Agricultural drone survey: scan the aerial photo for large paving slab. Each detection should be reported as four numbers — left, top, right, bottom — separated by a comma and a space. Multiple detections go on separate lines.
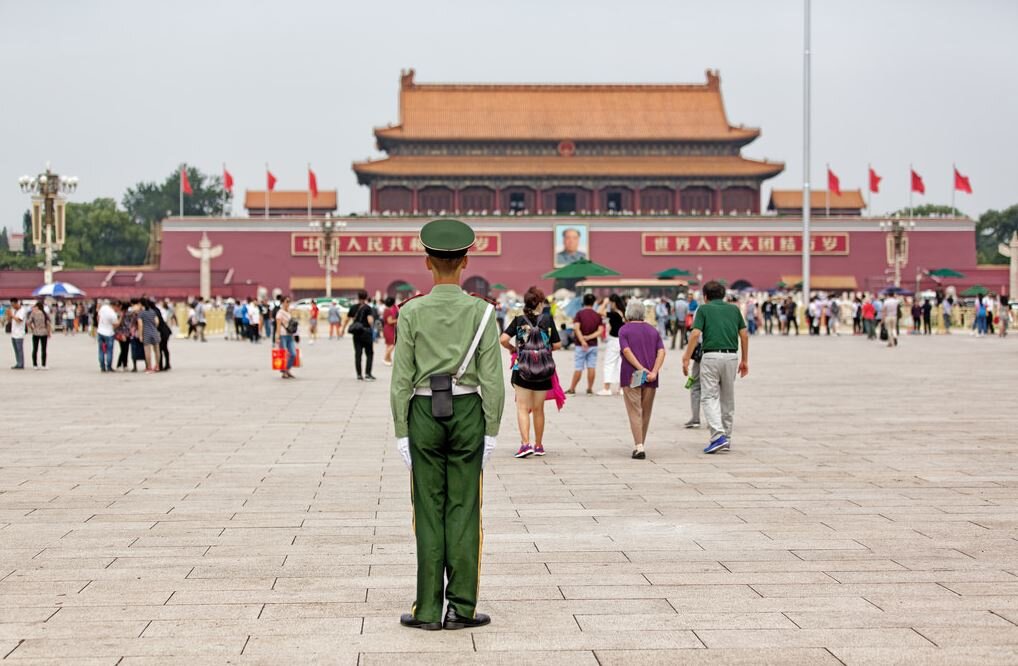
1, 329, 1017, 663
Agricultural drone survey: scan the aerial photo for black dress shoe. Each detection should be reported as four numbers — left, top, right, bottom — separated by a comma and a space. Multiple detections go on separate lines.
443, 609, 491, 630
400, 613, 442, 631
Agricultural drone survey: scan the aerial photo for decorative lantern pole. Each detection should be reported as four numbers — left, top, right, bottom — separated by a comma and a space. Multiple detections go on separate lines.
18, 166, 78, 285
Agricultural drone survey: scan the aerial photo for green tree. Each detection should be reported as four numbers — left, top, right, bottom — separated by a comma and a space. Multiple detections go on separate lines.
889, 204, 964, 217
975, 205, 1018, 265
0, 228, 8, 252
59, 198, 150, 267
21, 210, 35, 255
123, 165, 228, 229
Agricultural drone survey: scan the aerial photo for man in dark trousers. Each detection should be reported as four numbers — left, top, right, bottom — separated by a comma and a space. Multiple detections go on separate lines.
390, 218, 504, 631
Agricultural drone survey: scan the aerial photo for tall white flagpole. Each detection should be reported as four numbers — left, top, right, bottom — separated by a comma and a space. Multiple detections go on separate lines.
222, 163, 227, 218
265, 163, 270, 218
801, 0, 812, 305
179, 165, 184, 217
307, 163, 312, 219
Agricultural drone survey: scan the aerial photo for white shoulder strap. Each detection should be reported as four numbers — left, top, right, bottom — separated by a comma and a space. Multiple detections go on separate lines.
454, 303, 494, 382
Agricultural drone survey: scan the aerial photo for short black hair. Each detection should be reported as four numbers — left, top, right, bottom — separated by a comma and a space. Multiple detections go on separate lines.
357, 290, 369, 301
583, 293, 596, 306
703, 281, 726, 301
10, 298, 19, 305
384, 296, 395, 307
429, 255, 466, 276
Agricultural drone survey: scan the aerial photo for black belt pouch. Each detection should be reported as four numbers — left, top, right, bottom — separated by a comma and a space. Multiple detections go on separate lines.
430, 374, 454, 420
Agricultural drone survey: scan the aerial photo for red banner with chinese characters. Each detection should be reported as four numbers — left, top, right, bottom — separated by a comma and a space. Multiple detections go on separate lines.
642, 232, 849, 256
291, 232, 502, 257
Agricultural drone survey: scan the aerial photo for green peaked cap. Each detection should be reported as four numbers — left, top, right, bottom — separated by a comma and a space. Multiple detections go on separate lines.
420, 218, 475, 259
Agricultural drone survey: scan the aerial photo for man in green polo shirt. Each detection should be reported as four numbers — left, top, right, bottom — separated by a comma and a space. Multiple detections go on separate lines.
390, 218, 504, 631
681, 281, 748, 454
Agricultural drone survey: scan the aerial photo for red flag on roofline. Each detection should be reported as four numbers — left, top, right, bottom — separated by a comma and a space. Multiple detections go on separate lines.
910, 169, 925, 195
180, 166, 193, 196
868, 167, 881, 194
827, 167, 841, 197
308, 167, 318, 199
267, 169, 277, 192
954, 167, 972, 194
223, 166, 234, 194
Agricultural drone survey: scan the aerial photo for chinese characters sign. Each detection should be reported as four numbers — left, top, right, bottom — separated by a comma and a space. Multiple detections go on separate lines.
642, 233, 849, 256
291, 232, 502, 257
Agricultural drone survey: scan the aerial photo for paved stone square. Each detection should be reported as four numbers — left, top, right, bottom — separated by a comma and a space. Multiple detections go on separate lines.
1, 330, 1017, 664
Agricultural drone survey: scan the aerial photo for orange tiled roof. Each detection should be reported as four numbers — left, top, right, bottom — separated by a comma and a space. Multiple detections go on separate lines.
769, 190, 866, 210
353, 155, 783, 180
375, 69, 759, 143
244, 190, 338, 210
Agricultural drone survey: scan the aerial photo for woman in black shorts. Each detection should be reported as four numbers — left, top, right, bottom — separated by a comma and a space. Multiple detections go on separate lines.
500, 286, 562, 459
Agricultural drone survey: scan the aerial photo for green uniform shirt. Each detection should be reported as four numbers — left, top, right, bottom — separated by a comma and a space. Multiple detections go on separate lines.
390, 284, 505, 439
692, 300, 746, 352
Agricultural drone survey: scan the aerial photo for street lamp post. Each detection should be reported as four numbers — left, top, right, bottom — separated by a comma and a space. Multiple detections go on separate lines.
309, 215, 346, 297
879, 217, 915, 289
18, 167, 78, 285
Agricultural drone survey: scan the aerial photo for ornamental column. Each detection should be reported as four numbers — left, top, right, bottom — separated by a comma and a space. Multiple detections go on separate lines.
370, 184, 378, 213
494, 186, 502, 214
536, 187, 543, 214
633, 186, 642, 214
673, 186, 682, 214
713, 187, 722, 214
411, 187, 420, 214
453, 186, 461, 214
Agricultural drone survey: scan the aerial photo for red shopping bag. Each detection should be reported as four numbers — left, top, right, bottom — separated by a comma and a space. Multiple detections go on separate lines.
292, 348, 301, 368
271, 348, 286, 371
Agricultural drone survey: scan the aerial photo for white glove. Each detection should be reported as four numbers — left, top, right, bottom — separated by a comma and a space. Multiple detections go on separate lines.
396, 437, 412, 470
483, 436, 497, 468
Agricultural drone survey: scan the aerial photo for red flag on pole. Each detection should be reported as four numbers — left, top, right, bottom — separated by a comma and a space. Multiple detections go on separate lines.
868, 167, 881, 193
181, 167, 193, 196
826, 167, 841, 196
267, 169, 277, 192
223, 166, 234, 194
910, 169, 925, 195
308, 167, 318, 199
953, 167, 972, 194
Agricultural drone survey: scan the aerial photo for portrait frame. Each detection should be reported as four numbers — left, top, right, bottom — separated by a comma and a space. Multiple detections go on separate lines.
553, 223, 590, 267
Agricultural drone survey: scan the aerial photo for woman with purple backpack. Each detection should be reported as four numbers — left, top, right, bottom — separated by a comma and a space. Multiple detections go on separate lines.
500, 286, 562, 458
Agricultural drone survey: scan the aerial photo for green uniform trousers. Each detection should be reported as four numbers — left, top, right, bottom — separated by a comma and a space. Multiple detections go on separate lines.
408, 393, 485, 623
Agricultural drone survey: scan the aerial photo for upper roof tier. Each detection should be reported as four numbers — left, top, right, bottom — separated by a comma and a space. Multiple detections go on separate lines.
375, 69, 760, 143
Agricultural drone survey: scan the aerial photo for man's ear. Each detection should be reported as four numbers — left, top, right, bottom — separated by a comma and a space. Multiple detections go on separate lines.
425, 256, 433, 272
459, 256, 469, 271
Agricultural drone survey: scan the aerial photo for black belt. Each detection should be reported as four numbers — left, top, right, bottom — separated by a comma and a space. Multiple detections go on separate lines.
704, 349, 738, 354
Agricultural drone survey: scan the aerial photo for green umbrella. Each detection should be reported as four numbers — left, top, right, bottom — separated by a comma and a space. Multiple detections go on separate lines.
396, 282, 415, 291
687, 280, 700, 287
961, 284, 988, 296
929, 268, 965, 278
542, 259, 621, 280
775, 280, 788, 289
491, 283, 508, 290
656, 267, 692, 279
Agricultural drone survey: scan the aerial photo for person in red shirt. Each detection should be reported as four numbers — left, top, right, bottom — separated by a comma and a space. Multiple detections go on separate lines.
567, 294, 604, 395
309, 301, 320, 344
862, 298, 876, 340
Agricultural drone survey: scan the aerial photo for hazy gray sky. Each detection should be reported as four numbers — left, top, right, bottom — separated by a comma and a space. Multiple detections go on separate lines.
2, 0, 1016, 232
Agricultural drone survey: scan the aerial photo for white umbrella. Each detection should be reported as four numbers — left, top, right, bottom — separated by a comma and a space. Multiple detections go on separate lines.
32, 282, 85, 298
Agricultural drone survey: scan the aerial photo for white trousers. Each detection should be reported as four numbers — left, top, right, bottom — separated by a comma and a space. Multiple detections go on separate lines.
700, 352, 738, 442
602, 336, 622, 385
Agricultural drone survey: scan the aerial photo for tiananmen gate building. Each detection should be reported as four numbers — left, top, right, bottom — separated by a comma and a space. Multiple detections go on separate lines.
0, 69, 1007, 300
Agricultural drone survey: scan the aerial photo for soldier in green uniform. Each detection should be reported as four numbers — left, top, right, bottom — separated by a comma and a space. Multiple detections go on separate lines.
390, 219, 505, 631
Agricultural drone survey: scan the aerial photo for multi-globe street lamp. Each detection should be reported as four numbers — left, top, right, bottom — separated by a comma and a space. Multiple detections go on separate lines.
879, 217, 915, 289
18, 167, 78, 285
309, 214, 346, 298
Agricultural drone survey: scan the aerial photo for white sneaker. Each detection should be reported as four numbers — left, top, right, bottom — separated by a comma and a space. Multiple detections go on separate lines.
596, 390, 612, 396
